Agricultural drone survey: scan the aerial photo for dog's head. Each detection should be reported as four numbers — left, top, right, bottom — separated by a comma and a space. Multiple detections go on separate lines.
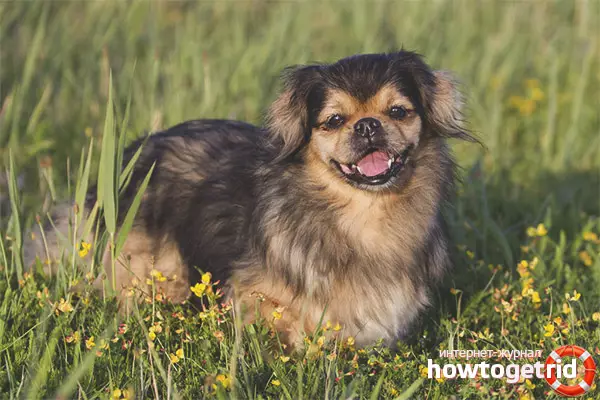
266, 51, 474, 191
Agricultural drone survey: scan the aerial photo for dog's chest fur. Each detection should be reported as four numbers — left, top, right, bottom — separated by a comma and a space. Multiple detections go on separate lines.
234, 163, 443, 346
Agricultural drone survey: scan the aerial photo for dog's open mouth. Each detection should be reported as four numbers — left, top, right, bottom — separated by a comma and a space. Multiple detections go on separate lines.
332, 146, 414, 185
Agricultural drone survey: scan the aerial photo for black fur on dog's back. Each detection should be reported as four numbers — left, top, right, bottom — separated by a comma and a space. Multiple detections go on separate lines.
88, 120, 268, 285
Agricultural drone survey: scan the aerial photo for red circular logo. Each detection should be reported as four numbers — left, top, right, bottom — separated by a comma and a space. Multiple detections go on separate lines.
545, 345, 596, 397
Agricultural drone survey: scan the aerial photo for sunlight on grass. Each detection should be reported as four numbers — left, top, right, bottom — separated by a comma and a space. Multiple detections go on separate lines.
0, 1, 598, 399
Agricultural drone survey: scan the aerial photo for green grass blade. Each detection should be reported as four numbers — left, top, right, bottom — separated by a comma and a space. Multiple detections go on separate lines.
115, 162, 155, 255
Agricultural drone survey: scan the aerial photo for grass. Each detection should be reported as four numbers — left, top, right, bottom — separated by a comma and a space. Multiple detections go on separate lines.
0, 1, 599, 399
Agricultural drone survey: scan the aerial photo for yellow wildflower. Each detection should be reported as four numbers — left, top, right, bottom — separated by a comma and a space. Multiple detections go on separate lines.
592, 312, 600, 321
525, 378, 536, 389
85, 336, 96, 350
466, 250, 474, 259
112, 389, 122, 399
280, 355, 290, 363
57, 298, 74, 313
582, 232, 598, 242
79, 241, 92, 258
529, 87, 544, 102
176, 348, 184, 359
346, 336, 355, 347
333, 322, 342, 332
201, 272, 212, 284
190, 283, 207, 297
526, 227, 537, 237
169, 353, 180, 363
272, 307, 284, 320
531, 291, 541, 304
543, 323, 554, 337
579, 251, 593, 267
419, 365, 429, 378
536, 224, 548, 236
517, 260, 530, 278
150, 269, 167, 282
317, 336, 326, 348
271, 379, 281, 386
216, 374, 230, 388
562, 303, 571, 314
65, 331, 81, 344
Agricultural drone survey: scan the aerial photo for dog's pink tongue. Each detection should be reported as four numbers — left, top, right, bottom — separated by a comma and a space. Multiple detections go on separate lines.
356, 151, 389, 177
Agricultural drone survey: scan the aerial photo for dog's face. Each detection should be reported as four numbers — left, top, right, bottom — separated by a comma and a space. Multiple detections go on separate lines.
267, 52, 473, 191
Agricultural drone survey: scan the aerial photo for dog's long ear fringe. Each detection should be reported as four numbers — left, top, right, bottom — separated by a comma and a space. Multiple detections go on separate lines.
266, 65, 321, 161
430, 70, 480, 144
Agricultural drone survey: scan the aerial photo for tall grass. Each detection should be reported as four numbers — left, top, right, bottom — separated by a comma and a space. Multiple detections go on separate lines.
0, 1, 598, 399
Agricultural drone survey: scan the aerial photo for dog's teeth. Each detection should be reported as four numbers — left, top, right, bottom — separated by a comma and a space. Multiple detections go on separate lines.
387, 158, 392, 169
356, 165, 363, 175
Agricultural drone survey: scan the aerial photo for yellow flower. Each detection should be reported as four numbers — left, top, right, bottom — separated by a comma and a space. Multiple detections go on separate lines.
562, 303, 571, 314
112, 389, 122, 399
529, 257, 539, 269
531, 291, 541, 304
78, 241, 92, 258
148, 326, 159, 341
566, 290, 581, 301
526, 227, 537, 237
169, 353, 180, 363
521, 278, 534, 296
122, 388, 134, 400
271, 379, 280, 387
201, 272, 212, 284
280, 355, 290, 363
150, 269, 167, 282
517, 260, 530, 278
175, 348, 184, 359
272, 307, 284, 320
536, 224, 547, 236
346, 336, 355, 347
592, 312, 600, 322
57, 298, 74, 313
333, 322, 342, 332
85, 336, 96, 350
216, 374, 231, 389
65, 331, 80, 344
466, 250, 474, 259
99, 339, 109, 350
582, 231, 598, 242
317, 336, 326, 348
190, 283, 207, 297
419, 365, 429, 378
579, 251, 593, 267
529, 87, 544, 102
543, 323, 554, 337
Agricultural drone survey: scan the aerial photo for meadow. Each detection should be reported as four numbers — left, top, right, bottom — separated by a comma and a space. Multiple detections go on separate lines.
0, 1, 599, 398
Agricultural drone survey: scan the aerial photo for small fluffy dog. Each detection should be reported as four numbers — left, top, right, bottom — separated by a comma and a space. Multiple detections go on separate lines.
26, 51, 473, 347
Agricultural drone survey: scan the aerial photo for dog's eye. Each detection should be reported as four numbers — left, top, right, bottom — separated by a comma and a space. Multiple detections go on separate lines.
389, 106, 408, 120
324, 114, 345, 130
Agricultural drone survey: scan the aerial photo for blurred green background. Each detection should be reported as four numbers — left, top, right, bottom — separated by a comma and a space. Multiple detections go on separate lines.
0, 1, 599, 398
1, 1, 598, 230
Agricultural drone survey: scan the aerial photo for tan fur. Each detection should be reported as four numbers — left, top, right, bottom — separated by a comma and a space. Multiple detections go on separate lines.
99, 231, 190, 304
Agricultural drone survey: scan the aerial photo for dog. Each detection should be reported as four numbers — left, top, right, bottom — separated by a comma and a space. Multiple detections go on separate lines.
25, 51, 474, 348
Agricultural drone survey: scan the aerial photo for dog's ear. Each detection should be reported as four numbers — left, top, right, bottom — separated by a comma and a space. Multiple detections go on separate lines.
266, 65, 322, 160
428, 70, 476, 142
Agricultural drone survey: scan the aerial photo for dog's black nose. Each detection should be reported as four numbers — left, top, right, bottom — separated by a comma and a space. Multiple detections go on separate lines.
354, 118, 381, 138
